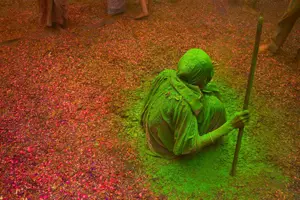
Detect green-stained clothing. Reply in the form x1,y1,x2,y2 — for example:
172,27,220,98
141,70,226,158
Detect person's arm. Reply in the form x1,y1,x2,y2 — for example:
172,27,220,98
195,110,250,150
173,102,249,155
197,122,234,147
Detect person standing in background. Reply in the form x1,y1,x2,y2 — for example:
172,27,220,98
259,0,300,58
39,0,68,29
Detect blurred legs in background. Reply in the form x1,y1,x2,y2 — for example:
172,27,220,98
135,0,150,20
107,0,126,15
259,0,300,55
39,0,68,28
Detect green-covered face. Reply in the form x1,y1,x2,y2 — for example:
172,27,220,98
177,48,214,88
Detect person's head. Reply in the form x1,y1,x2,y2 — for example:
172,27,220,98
177,48,214,89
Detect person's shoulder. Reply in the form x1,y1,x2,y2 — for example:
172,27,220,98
157,69,177,78
165,90,190,109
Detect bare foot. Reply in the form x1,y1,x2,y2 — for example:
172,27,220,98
134,12,149,20
259,44,269,53
259,43,279,56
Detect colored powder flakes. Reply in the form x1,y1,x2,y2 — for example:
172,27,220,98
124,80,290,199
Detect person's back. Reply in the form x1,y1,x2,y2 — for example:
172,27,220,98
142,69,201,158
142,49,250,159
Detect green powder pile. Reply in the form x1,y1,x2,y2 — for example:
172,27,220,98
122,79,289,199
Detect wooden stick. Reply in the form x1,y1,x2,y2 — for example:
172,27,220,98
230,16,263,176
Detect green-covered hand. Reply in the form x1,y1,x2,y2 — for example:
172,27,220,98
230,110,250,129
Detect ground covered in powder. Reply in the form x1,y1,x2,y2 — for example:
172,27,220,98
121,78,291,199
0,0,299,199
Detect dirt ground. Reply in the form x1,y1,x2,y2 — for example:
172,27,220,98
0,0,299,199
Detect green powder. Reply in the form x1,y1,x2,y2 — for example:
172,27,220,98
122,79,290,199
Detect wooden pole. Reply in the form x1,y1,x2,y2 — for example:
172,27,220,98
230,16,263,176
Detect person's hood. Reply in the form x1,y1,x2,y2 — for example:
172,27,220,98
177,48,214,86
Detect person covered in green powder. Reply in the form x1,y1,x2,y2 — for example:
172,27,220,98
141,48,250,158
